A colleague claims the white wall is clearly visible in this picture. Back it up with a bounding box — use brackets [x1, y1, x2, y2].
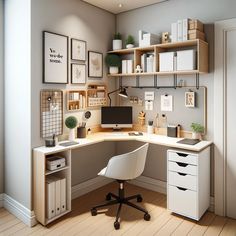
[4, 0, 31, 208]
[0, 0, 4, 194]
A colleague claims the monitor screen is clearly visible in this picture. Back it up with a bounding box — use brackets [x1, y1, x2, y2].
[101, 106, 133, 129]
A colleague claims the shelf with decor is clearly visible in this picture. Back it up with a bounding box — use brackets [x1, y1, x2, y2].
[87, 84, 107, 108]
[107, 39, 208, 77]
[67, 90, 86, 111]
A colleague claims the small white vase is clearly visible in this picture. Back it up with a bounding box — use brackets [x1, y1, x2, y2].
[147, 125, 154, 134]
[192, 132, 202, 140]
[113, 39, 122, 50]
[126, 44, 134, 49]
[69, 128, 75, 141]
[109, 66, 119, 74]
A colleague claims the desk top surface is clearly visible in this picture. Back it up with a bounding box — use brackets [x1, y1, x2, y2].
[34, 132, 212, 155]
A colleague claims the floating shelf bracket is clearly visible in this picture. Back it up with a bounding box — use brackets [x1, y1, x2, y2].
[136, 75, 140, 87]
[119, 76, 123, 88]
[196, 73, 200, 90]
[174, 74, 178, 89]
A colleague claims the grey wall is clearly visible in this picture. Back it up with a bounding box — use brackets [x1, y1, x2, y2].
[0, 0, 3, 194]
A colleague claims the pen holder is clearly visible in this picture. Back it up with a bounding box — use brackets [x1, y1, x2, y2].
[147, 125, 154, 134]
[77, 127, 86, 138]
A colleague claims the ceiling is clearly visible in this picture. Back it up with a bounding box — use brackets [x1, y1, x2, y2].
[82, 0, 168, 14]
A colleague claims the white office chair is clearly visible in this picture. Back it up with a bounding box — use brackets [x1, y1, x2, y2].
[91, 143, 150, 230]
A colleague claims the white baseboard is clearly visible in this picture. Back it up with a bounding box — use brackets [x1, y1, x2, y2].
[0, 193, 3, 208]
[3, 194, 37, 227]
[72, 176, 114, 200]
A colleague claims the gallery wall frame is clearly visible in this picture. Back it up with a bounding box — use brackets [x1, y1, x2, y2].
[71, 38, 87, 61]
[71, 63, 86, 84]
[88, 51, 103, 78]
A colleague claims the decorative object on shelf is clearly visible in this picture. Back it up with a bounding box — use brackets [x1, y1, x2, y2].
[191, 122, 204, 140]
[105, 54, 121, 74]
[138, 111, 146, 126]
[67, 90, 86, 111]
[71, 38, 86, 61]
[71, 63, 86, 84]
[147, 120, 154, 134]
[125, 35, 135, 48]
[43, 31, 68, 84]
[88, 51, 103, 78]
[108, 87, 128, 106]
[135, 65, 143, 73]
[185, 91, 195, 107]
[40, 90, 63, 138]
[65, 116, 78, 141]
[161, 94, 173, 111]
[87, 84, 107, 107]
[162, 32, 170, 44]
[113, 32, 122, 50]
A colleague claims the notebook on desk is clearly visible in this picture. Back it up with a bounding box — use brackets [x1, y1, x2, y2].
[177, 138, 200, 145]
[59, 141, 79, 147]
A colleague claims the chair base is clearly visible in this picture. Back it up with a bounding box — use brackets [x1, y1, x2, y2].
[91, 181, 151, 230]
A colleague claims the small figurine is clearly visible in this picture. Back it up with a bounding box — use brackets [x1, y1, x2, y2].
[138, 110, 146, 126]
[135, 65, 143, 73]
[162, 32, 170, 44]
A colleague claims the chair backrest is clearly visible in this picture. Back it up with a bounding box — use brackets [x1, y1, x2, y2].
[104, 143, 149, 180]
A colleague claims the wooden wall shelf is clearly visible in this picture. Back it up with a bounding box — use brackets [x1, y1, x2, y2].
[67, 90, 86, 111]
[87, 84, 107, 108]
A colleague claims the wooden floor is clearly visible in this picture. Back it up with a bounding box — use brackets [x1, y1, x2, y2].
[1, 183, 236, 236]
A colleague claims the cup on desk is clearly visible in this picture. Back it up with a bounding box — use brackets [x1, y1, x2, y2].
[147, 125, 154, 134]
[77, 127, 86, 138]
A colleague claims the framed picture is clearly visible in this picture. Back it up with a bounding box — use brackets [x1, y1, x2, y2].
[88, 51, 103, 78]
[43, 31, 68, 84]
[71, 38, 86, 61]
[71, 63, 86, 84]
[185, 91, 195, 107]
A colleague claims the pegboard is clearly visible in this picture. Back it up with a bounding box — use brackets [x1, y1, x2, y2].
[40, 90, 63, 138]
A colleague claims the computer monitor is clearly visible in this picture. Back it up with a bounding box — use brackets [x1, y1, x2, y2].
[101, 106, 133, 129]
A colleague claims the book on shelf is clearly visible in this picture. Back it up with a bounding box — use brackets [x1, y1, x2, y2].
[177, 19, 183, 42]
[171, 22, 177, 43]
[183, 18, 190, 41]
[122, 60, 127, 74]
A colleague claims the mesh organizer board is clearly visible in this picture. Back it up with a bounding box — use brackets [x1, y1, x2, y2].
[40, 90, 63, 138]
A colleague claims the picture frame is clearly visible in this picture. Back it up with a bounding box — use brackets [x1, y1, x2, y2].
[71, 38, 86, 61]
[88, 51, 103, 78]
[43, 31, 68, 84]
[185, 91, 195, 107]
[71, 63, 86, 84]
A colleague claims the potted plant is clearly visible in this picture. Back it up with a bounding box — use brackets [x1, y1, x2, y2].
[125, 35, 135, 49]
[191, 123, 204, 140]
[105, 54, 121, 74]
[113, 32, 122, 50]
[65, 116, 78, 141]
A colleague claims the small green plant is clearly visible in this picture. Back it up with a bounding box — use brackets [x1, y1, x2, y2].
[126, 35, 135, 45]
[191, 123, 204, 133]
[114, 32, 122, 40]
[65, 116, 78, 129]
[105, 54, 121, 67]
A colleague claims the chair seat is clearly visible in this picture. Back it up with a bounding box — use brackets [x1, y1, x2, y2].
[98, 167, 107, 176]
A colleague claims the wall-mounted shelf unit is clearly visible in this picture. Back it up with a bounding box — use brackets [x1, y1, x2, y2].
[107, 39, 208, 77]
[67, 90, 86, 111]
[87, 84, 107, 108]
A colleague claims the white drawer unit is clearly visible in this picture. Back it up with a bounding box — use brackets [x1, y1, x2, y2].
[167, 147, 210, 220]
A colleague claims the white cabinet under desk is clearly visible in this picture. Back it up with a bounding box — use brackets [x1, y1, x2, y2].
[167, 147, 210, 220]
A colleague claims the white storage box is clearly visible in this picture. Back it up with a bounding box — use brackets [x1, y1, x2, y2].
[159, 52, 175, 72]
[177, 50, 196, 71]
[46, 156, 66, 171]
[139, 30, 160, 47]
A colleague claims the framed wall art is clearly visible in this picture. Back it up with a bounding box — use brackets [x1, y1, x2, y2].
[71, 63, 86, 84]
[43, 31, 68, 84]
[185, 91, 196, 107]
[88, 51, 103, 78]
[71, 38, 86, 61]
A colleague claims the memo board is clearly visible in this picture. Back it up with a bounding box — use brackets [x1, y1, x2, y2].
[40, 90, 63, 138]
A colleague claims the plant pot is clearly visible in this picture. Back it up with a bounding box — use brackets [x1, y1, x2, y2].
[126, 44, 134, 49]
[69, 128, 75, 141]
[192, 132, 202, 140]
[109, 66, 119, 74]
[113, 39, 122, 50]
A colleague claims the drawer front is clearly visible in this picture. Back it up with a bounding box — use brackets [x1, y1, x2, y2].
[168, 161, 197, 175]
[168, 151, 197, 165]
[168, 171, 197, 191]
[168, 185, 197, 219]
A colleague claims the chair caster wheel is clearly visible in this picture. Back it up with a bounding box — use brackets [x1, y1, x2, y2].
[91, 208, 97, 216]
[137, 195, 143, 202]
[114, 221, 120, 230]
[106, 193, 111, 201]
[144, 213, 151, 221]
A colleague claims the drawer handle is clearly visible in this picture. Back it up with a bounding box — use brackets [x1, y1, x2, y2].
[177, 187, 187, 191]
[176, 152, 188, 157]
[176, 162, 188, 167]
[177, 172, 187, 176]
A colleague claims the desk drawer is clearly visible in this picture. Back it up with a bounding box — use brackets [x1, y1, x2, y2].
[168, 171, 197, 191]
[168, 161, 197, 175]
[168, 151, 197, 165]
[168, 185, 197, 219]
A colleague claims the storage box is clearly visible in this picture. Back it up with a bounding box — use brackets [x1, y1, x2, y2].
[177, 50, 196, 71]
[46, 156, 66, 171]
[189, 19, 204, 32]
[139, 30, 160, 47]
[159, 52, 175, 72]
[188, 29, 205, 41]
[167, 125, 177, 137]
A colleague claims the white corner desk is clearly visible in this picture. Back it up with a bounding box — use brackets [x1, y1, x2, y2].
[33, 132, 212, 225]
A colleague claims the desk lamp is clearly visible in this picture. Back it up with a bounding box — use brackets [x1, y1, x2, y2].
[108, 87, 128, 106]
